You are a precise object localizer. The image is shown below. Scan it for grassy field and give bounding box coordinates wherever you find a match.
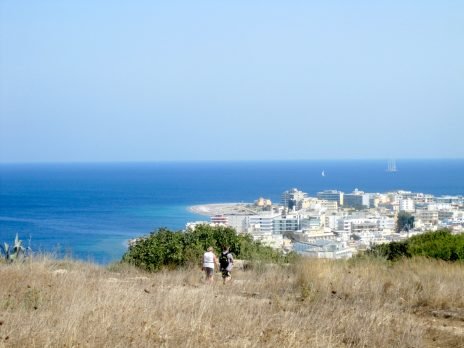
[0,256,463,347]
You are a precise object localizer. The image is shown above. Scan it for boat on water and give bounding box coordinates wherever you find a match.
[387,159,397,172]
[321,170,325,177]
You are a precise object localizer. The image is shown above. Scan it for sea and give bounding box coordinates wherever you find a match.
[1,160,463,264]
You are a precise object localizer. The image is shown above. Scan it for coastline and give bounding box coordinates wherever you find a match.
[3,160,463,264]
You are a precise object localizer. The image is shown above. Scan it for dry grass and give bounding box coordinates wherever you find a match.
[0,255,463,347]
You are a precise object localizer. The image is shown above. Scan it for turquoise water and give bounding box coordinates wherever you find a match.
[1,160,463,263]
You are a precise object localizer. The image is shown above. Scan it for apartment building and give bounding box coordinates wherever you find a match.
[399,198,415,212]
[273,215,300,234]
[415,209,439,225]
[247,213,281,235]
[317,190,344,206]
[281,188,307,210]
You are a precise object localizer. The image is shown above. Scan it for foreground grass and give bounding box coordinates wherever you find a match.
[0,256,463,347]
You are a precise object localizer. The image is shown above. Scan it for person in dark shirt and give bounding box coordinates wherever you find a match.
[219,245,234,284]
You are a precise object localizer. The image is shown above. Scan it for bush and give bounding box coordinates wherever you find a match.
[367,229,464,262]
[122,225,292,271]
[366,241,410,261]
[408,230,464,261]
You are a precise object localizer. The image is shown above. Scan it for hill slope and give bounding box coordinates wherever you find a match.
[0,257,463,347]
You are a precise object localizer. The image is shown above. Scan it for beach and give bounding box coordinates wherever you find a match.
[188,203,256,216]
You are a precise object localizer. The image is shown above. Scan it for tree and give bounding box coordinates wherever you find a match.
[396,211,414,233]
[122,224,293,272]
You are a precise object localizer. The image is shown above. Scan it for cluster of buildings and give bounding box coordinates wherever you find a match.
[186,188,464,259]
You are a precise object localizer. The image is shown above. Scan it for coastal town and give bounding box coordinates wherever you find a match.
[188,188,464,259]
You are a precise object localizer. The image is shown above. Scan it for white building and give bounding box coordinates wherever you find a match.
[293,240,354,259]
[281,188,307,210]
[211,215,228,225]
[378,216,396,231]
[247,213,281,235]
[415,209,439,226]
[325,214,341,230]
[300,215,322,230]
[320,199,338,211]
[303,228,338,242]
[338,217,395,234]
[225,215,248,233]
[343,189,370,209]
[273,215,300,234]
[399,198,415,212]
[317,190,344,206]
[253,233,284,249]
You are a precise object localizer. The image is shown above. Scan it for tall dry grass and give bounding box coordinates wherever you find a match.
[0,255,463,347]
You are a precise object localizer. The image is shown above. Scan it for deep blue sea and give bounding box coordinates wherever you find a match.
[1,160,463,264]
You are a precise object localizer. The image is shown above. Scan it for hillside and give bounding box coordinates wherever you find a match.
[0,256,463,347]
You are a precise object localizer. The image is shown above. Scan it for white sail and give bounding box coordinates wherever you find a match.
[387,159,397,172]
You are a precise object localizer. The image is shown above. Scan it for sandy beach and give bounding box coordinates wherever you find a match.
[188,203,256,216]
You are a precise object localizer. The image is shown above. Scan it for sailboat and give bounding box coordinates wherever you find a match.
[321,170,325,177]
[386,159,397,172]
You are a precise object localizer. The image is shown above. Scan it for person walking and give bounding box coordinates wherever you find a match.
[202,246,218,283]
[219,246,234,284]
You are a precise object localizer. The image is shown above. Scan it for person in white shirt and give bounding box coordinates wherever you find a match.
[202,246,218,283]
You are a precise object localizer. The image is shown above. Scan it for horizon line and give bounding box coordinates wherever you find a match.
[1,158,464,165]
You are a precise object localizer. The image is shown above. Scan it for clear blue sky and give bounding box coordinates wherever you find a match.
[1,1,463,162]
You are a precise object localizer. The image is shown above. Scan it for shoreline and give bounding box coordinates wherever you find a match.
[188,203,255,217]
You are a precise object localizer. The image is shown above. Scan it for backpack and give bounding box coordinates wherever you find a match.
[219,252,230,270]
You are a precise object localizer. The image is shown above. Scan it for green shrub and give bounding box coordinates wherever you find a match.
[122,224,292,271]
[408,230,464,261]
[367,229,464,262]
[367,241,410,261]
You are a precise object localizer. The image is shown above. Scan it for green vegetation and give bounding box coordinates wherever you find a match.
[396,211,414,232]
[122,224,296,271]
[0,234,28,263]
[367,229,464,261]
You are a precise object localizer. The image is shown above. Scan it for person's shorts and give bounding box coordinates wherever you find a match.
[221,270,231,278]
[204,267,214,277]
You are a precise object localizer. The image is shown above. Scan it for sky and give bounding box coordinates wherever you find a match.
[0,1,463,162]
